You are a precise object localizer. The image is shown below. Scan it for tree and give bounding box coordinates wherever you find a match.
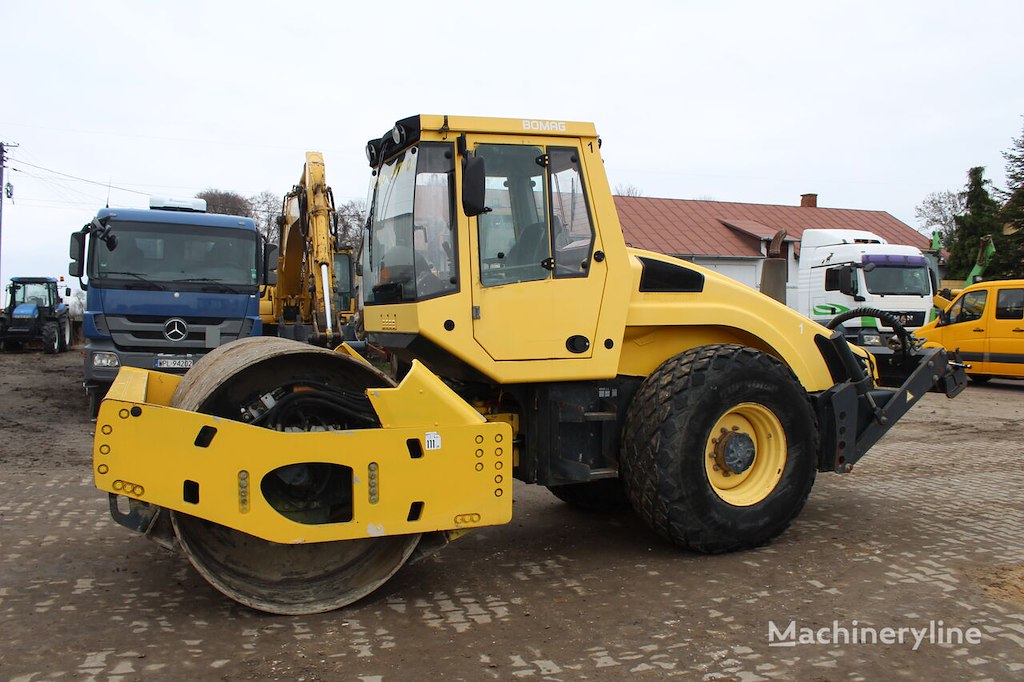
[196,189,251,216]
[988,188,1024,279]
[914,190,965,246]
[988,119,1024,279]
[334,199,365,250]
[945,167,1003,279]
[247,190,280,244]
[614,183,643,197]
[1002,116,1024,192]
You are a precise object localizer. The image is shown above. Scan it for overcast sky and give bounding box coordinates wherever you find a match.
[1,0,1022,285]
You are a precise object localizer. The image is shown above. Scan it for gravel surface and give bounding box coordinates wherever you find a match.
[1,348,1022,680]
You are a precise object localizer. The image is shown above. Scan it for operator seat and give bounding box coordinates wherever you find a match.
[506,221,549,267]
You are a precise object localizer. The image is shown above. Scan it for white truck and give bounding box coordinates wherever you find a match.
[791,229,935,385]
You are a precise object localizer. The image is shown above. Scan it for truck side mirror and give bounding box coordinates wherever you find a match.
[264,244,279,286]
[838,266,858,297]
[69,232,85,278]
[462,155,489,217]
[824,265,857,295]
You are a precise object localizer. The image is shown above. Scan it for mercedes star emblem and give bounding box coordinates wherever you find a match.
[163,317,189,342]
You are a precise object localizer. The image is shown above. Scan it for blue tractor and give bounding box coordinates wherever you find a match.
[0,277,73,353]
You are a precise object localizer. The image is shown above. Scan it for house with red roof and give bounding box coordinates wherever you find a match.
[613,193,931,297]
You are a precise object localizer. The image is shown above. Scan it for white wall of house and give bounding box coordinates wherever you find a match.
[688,257,761,290]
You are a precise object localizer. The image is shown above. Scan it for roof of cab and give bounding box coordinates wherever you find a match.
[97,207,257,230]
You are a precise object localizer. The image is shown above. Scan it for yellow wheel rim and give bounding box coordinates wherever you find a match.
[704,402,787,507]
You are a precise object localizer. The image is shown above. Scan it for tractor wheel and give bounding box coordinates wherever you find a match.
[619,344,817,554]
[968,374,991,385]
[547,478,630,512]
[167,336,421,615]
[42,322,59,354]
[58,317,72,352]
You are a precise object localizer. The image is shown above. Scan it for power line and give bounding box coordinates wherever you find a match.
[9,158,149,196]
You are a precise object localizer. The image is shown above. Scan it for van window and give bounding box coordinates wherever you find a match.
[948,290,988,324]
[995,288,1024,320]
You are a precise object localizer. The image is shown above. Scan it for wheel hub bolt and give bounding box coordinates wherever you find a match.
[714,431,756,474]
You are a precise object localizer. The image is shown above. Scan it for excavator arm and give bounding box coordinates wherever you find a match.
[264,152,350,345]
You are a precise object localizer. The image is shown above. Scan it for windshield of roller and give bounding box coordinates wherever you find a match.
[363,143,457,304]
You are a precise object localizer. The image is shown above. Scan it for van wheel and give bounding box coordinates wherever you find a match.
[619,344,817,554]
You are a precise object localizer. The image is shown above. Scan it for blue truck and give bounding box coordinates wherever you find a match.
[69,197,277,415]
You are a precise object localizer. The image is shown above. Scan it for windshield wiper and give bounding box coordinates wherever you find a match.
[103,271,166,291]
[172,277,241,293]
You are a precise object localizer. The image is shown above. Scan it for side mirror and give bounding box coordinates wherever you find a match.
[69,232,85,278]
[839,266,858,297]
[264,244,279,286]
[462,155,489,217]
[824,265,858,296]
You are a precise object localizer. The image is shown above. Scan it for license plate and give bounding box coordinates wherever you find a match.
[155,358,193,369]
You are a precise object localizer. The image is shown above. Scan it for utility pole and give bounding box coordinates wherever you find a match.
[0,141,18,286]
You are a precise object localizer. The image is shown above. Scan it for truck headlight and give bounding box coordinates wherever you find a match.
[92,352,120,368]
[860,333,883,346]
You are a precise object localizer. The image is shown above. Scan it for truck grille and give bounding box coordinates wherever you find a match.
[105,315,252,352]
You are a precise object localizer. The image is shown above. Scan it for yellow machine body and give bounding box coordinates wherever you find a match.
[92,115,964,615]
[94,359,512,544]
[360,115,842,391]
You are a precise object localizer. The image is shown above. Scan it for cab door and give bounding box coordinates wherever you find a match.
[469,141,605,361]
[941,288,990,372]
[988,285,1024,377]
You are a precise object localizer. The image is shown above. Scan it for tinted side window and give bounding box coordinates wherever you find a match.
[995,288,1024,320]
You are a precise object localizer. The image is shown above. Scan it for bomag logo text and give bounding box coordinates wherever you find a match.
[522,120,567,132]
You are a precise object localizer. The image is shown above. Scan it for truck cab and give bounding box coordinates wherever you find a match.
[916,279,1024,383]
[795,229,935,343]
[69,198,277,414]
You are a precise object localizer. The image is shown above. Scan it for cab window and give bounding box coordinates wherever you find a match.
[477,144,549,286]
[995,288,1024,320]
[476,144,595,287]
[948,290,988,324]
[548,147,595,278]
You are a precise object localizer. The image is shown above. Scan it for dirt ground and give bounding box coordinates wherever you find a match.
[1,347,1023,681]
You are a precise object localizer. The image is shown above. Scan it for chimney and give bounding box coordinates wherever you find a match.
[800,193,818,208]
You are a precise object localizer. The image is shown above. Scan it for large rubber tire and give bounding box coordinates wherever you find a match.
[168,336,421,614]
[619,344,817,554]
[42,322,59,354]
[547,478,630,512]
[968,374,991,385]
[58,317,71,352]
